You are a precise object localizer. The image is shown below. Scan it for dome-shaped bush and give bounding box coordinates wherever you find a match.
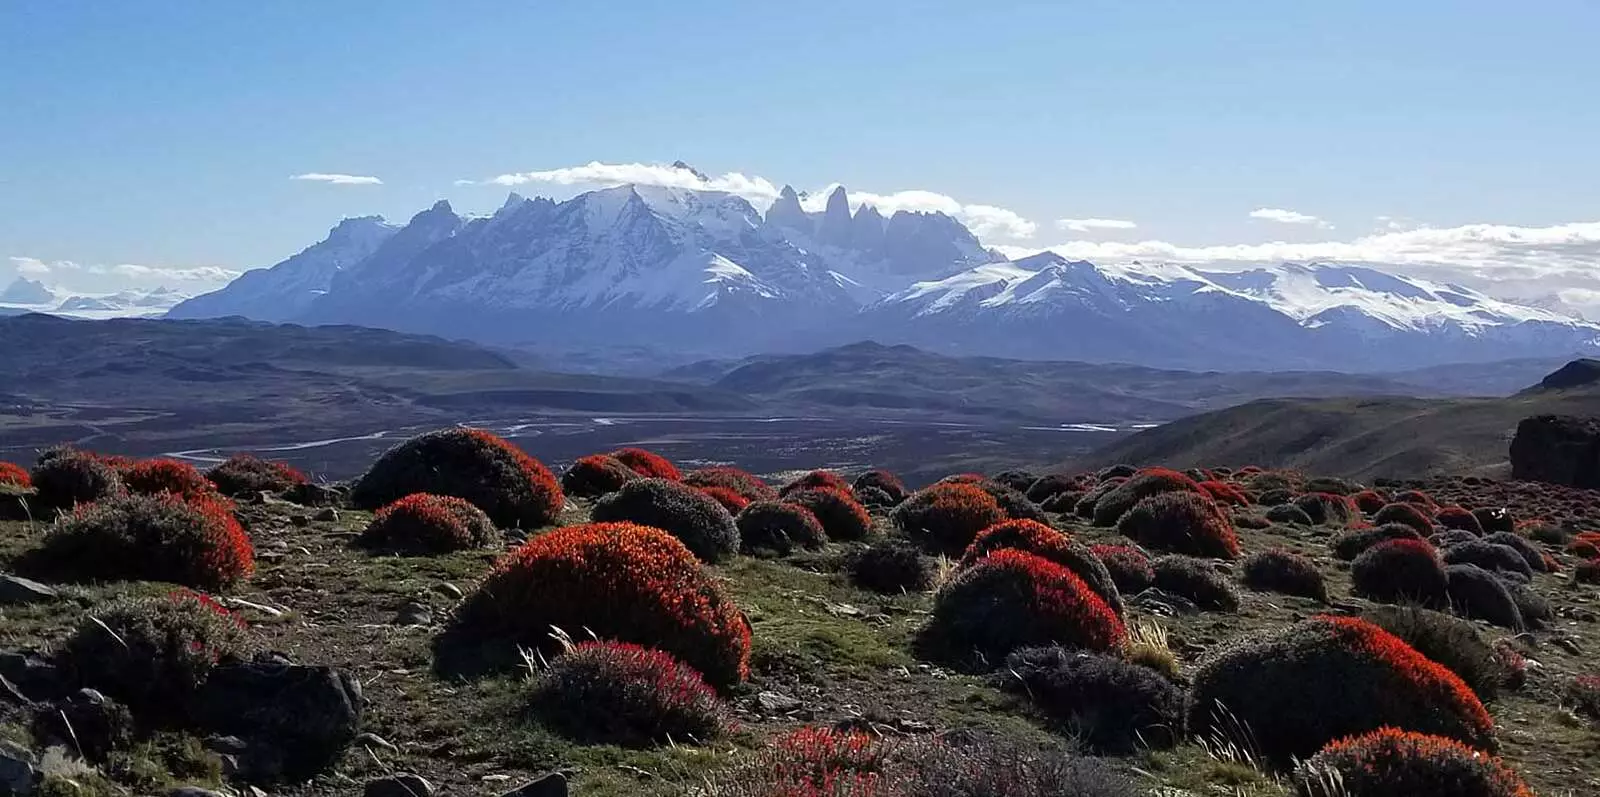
[1098,464,1137,480]
[593,478,739,563]
[1039,490,1083,513]
[1000,647,1183,753]
[1444,565,1523,630]
[892,482,1008,555]
[35,493,253,590]
[846,539,936,594]
[1376,502,1436,535]
[1497,577,1551,630]
[1432,529,1480,549]
[684,466,777,502]
[1363,606,1509,701]
[205,453,308,497]
[960,519,1122,615]
[561,454,637,499]
[1351,489,1390,514]
[1152,555,1240,611]
[1482,532,1545,573]
[736,501,826,555]
[1295,492,1358,526]
[989,469,1039,494]
[1435,506,1484,535]
[697,485,751,515]
[1,461,32,488]
[64,589,251,716]
[1092,468,1202,527]
[854,485,896,509]
[1442,540,1533,580]
[1116,492,1240,559]
[1024,473,1079,504]
[926,549,1125,665]
[1198,480,1250,507]
[1188,616,1495,768]
[1334,523,1427,561]
[1352,539,1448,608]
[850,469,907,504]
[352,428,563,529]
[449,522,750,688]
[1075,477,1126,519]
[30,448,124,514]
[1090,544,1154,595]
[780,470,851,497]
[785,487,873,542]
[122,458,220,501]
[1395,490,1439,511]
[360,493,498,554]
[611,447,682,480]
[1294,728,1532,797]
[977,481,1047,524]
[527,641,724,747]
[1242,548,1329,602]
[1266,503,1315,526]
[937,473,988,485]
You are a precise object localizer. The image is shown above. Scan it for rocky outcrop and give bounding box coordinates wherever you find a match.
[190,656,364,781]
[1537,359,1600,391]
[1509,414,1600,488]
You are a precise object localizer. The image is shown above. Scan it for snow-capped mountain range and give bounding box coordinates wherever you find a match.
[0,277,189,319]
[168,182,1600,371]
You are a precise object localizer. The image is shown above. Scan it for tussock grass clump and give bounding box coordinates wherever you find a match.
[593,478,739,563]
[33,492,254,590]
[205,452,308,497]
[360,492,498,554]
[352,427,563,529]
[527,641,724,747]
[1188,616,1496,768]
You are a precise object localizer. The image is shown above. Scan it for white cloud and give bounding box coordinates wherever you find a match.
[1250,207,1330,228]
[464,161,1039,240]
[1055,217,1138,233]
[291,173,383,186]
[7,256,241,293]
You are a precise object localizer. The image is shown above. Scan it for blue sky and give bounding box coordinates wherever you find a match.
[3,1,1599,305]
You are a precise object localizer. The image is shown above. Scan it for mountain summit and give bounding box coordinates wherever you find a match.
[171,184,1600,370]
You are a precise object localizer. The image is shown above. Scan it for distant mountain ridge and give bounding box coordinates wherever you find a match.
[170,182,1600,370]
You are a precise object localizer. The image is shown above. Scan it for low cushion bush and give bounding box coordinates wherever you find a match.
[1000,647,1183,753]
[560,454,637,499]
[851,469,907,504]
[683,466,777,502]
[1090,544,1154,595]
[33,492,254,590]
[784,487,873,542]
[846,539,938,594]
[1435,506,1485,535]
[611,447,682,480]
[1445,565,1524,630]
[892,482,1008,555]
[593,478,739,563]
[360,492,498,554]
[959,519,1123,615]
[736,501,826,555]
[1152,555,1240,611]
[1352,539,1447,608]
[1294,492,1358,527]
[1294,727,1532,797]
[1116,492,1240,559]
[1241,548,1329,602]
[1091,468,1202,527]
[527,641,723,747]
[1375,502,1436,535]
[352,428,564,529]
[30,448,124,514]
[205,453,308,497]
[1333,523,1426,561]
[926,549,1125,666]
[120,458,220,501]
[1363,605,1508,700]
[780,469,851,497]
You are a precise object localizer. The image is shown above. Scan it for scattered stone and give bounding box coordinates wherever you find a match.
[31,688,132,762]
[354,732,398,754]
[0,574,58,606]
[290,514,311,528]
[203,735,249,754]
[191,657,363,781]
[755,691,802,714]
[0,743,36,796]
[0,651,66,702]
[500,771,569,797]
[365,773,435,797]
[434,582,464,600]
[392,602,432,626]
[223,598,285,619]
[314,507,340,523]
[167,788,226,797]
[1509,414,1600,488]
[1129,588,1199,616]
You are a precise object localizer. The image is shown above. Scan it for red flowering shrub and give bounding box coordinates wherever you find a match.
[892,483,1008,555]
[938,473,989,485]
[593,478,739,563]
[684,466,778,502]
[122,458,222,501]
[612,447,682,481]
[852,469,908,504]
[927,549,1125,665]
[785,487,873,542]
[1116,491,1240,559]
[1090,544,1155,595]
[1332,523,1427,561]
[1198,480,1250,506]
[1351,489,1390,514]
[1563,674,1600,719]
[449,522,750,688]
[1294,728,1532,797]
[34,493,253,590]
[0,461,30,488]
[361,493,498,553]
[781,469,853,497]
[959,519,1123,615]
[561,454,637,499]
[1091,468,1202,526]
[64,589,252,715]
[699,485,752,515]
[29,447,125,514]
[205,453,308,497]
[737,501,827,555]
[528,641,724,747]
[1352,539,1448,608]
[1436,506,1485,535]
[352,427,564,529]
[714,726,891,795]
[1294,492,1357,526]
[1241,548,1329,602]
[1364,606,1512,701]
[1188,615,1495,768]
[1395,489,1439,511]
[1375,502,1436,535]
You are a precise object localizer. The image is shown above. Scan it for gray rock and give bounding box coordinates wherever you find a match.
[755,691,802,714]
[192,658,363,781]
[365,773,435,797]
[434,582,463,599]
[203,735,250,754]
[0,651,65,702]
[166,788,227,797]
[313,507,340,523]
[0,743,36,796]
[354,732,397,753]
[0,575,57,606]
[392,602,431,626]
[501,771,568,797]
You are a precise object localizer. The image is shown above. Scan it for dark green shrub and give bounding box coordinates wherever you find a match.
[1333,523,1425,560]
[1352,539,1447,608]
[351,427,564,529]
[527,641,723,747]
[990,469,1038,493]
[1241,548,1329,602]
[1116,492,1239,559]
[1363,605,1508,700]
[593,478,739,563]
[1445,565,1523,630]
[30,448,124,514]
[1092,468,1202,527]
[846,539,937,594]
[736,500,826,555]
[1152,555,1239,611]
[64,590,252,715]
[999,647,1183,752]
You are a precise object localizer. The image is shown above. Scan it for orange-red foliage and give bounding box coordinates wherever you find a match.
[684,466,778,502]
[698,485,752,515]
[612,447,682,481]
[780,470,853,497]
[958,519,1074,569]
[1197,480,1249,506]
[122,458,221,501]
[931,549,1126,661]
[0,462,30,489]
[364,492,497,553]
[785,487,872,542]
[1351,489,1389,514]
[1303,728,1532,797]
[893,483,1008,555]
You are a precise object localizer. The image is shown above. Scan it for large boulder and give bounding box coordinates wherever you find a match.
[1509,414,1600,488]
[190,656,363,782]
